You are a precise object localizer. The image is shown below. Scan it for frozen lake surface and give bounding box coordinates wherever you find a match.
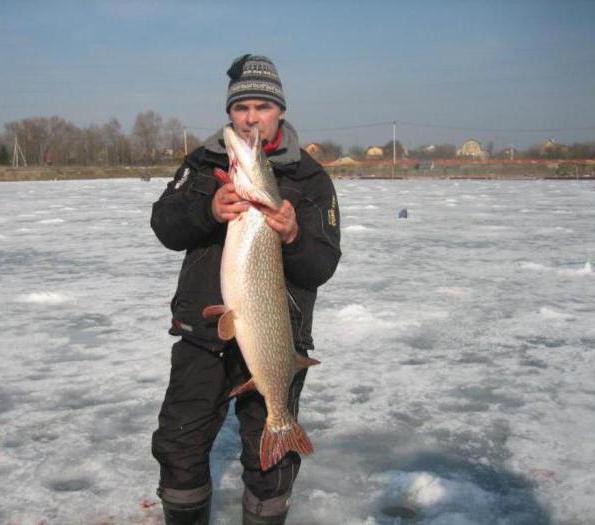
[1,177,594,524]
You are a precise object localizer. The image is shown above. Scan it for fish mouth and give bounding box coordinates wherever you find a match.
[224,125,256,174]
[236,128,258,142]
[224,126,280,210]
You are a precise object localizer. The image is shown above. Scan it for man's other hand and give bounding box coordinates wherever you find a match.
[261,200,299,244]
[212,183,250,223]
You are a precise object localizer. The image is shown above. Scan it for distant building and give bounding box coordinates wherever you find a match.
[365,145,384,159]
[457,139,488,160]
[501,146,517,160]
[540,138,558,155]
[539,138,568,156]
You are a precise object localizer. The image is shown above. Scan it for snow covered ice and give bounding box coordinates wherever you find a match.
[1,178,595,524]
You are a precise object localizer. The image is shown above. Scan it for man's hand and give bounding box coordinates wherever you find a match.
[261,200,299,244]
[212,183,298,244]
[212,183,250,223]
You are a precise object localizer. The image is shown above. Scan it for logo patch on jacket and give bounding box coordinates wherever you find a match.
[174,168,190,189]
[327,195,337,226]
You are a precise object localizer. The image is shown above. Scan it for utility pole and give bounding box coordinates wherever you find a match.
[12,136,27,168]
[183,128,188,156]
[392,121,397,179]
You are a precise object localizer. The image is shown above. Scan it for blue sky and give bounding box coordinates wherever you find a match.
[1,0,594,150]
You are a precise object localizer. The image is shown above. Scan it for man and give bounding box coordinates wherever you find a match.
[150,54,341,524]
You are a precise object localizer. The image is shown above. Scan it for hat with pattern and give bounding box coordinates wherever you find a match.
[226,54,286,112]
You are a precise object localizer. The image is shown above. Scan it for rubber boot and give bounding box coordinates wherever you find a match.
[162,494,211,525]
[242,488,289,525]
[242,507,288,524]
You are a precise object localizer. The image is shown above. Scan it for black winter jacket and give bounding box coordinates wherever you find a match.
[151,139,341,353]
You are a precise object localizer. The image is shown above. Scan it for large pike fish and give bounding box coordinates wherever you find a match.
[203,125,319,471]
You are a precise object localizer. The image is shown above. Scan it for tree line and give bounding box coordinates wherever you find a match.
[1,112,594,167]
[0,111,200,166]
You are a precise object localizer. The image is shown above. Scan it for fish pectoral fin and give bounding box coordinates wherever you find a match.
[202,304,227,318]
[229,377,256,398]
[213,168,231,184]
[203,304,235,341]
[217,310,236,340]
[295,352,321,370]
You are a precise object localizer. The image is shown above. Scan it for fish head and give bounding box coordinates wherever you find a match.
[223,126,282,210]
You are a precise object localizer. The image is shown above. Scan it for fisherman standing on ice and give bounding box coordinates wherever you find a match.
[150,55,341,524]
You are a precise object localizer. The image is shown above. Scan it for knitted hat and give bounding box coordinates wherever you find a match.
[226,54,286,113]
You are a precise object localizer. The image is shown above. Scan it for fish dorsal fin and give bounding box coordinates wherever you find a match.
[295,353,320,371]
[218,310,236,341]
[229,377,256,398]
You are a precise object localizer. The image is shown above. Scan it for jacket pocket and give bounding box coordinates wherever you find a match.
[178,246,211,285]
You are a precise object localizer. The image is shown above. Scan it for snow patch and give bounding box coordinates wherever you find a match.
[38,218,65,224]
[373,470,497,516]
[436,287,470,298]
[17,292,73,305]
[322,303,398,344]
[539,307,576,321]
[520,261,548,271]
[344,224,371,232]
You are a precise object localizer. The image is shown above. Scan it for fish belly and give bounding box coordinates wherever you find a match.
[221,208,295,419]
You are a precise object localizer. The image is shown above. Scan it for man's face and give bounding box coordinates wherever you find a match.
[228,99,284,143]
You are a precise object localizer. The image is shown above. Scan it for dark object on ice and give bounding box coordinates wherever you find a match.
[382,504,417,519]
[398,208,408,218]
[140,172,151,181]
[415,160,434,171]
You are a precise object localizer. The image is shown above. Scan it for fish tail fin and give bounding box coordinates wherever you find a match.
[259,418,314,471]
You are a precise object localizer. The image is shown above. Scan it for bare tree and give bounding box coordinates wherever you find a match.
[0,143,9,165]
[566,141,595,159]
[101,118,126,165]
[185,131,201,156]
[318,141,343,162]
[46,117,80,164]
[80,125,105,165]
[347,145,366,160]
[486,141,494,157]
[132,110,163,164]
[382,140,406,160]
[4,118,50,165]
[162,118,184,158]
